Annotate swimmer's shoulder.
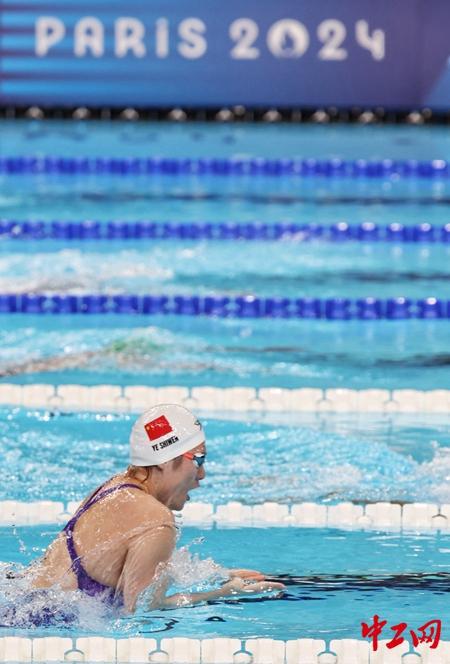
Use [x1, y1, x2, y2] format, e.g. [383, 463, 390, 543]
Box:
[114, 484, 175, 529]
[141, 493, 175, 526]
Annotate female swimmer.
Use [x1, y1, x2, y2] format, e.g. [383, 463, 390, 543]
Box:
[28, 404, 284, 613]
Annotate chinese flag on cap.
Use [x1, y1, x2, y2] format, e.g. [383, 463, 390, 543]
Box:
[145, 415, 173, 441]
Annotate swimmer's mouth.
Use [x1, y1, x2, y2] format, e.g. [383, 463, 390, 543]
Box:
[186, 482, 200, 501]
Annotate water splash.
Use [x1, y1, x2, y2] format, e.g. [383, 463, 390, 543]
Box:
[167, 539, 227, 591]
[131, 537, 227, 613]
[1, 412, 450, 504]
[0, 563, 109, 631]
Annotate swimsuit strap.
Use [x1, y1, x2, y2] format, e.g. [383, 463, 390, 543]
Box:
[62, 483, 145, 595]
[64, 482, 145, 533]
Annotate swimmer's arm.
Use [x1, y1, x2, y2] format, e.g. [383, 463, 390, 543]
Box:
[120, 522, 284, 612]
[147, 568, 229, 609]
[157, 587, 229, 608]
[157, 578, 285, 608]
[119, 524, 177, 614]
[156, 569, 264, 609]
[155, 570, 269, 606]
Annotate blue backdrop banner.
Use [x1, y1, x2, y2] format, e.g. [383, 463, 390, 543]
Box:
[1, 0, 450, 108]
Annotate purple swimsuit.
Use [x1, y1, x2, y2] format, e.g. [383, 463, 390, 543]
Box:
[62, 483, 144, 602]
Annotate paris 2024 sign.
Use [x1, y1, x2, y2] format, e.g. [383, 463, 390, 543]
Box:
[1, 0, 450, 108]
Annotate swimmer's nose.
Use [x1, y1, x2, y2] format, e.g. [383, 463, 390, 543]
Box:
[197, 464, 206, 480]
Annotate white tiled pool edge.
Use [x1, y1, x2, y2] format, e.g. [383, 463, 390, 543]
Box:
[0, 635, 448, 663]
[0, 384, 449, 413]
[1, 500, 449, 531]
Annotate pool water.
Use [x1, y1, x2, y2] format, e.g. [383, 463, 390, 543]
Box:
[1, 409, 449, 506]
[2, 526, 449, 641]
[3, 121, 450, 160]
[1, 125, 450, 391]
[2, 240, 450, 300]
[1, 119, 449, 644]
[3, 172, 450, 224]
[1, 317, 450, 390]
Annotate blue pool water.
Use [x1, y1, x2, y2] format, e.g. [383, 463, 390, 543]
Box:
[1, 120, 449, 642]
[1, 409, 450, 506]
[1, 316, 450, 389]
[2, 240, 450, 299]
[2, 169, 450, 225]
[2, 526, 450, 640]
[1, 124, 450, 391]
[3, 121, 450, 160]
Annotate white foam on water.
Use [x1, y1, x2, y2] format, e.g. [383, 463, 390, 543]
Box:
[0, 249, 174, 294]
[167, 538, 227, 591]
[0, 562, 109, 631]
[416, 444, 450, 502]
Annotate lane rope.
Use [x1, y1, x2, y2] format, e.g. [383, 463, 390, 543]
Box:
[0, 499, 448, 531]
[1, 220, 450, 243]
[0, 384, 448, 413]
[0, 294, 448, 319]
[0, 635, 444, 663]
[1, 156, 449, 178]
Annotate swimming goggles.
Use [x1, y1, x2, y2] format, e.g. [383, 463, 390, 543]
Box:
[183, 452, 206, 468]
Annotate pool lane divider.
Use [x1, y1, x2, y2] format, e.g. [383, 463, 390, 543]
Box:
[1, 499, 449, 532]
[0, 385, 448, 414]
[1, 635, 445, 664]
[0, 294, 448, 319]
[1, 156, 450, 178]
[2, 220, 450, 243]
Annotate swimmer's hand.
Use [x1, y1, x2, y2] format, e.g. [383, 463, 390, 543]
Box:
[227, 568, 266, 582]
[219, 577, 285, 596]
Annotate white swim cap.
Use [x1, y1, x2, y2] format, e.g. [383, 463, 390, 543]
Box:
[130, 404, 204, 466]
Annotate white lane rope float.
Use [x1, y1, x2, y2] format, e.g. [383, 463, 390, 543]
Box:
[0, 500, 449, 531]
[0, 384, 449, 414]
[0, 634, 448, 663]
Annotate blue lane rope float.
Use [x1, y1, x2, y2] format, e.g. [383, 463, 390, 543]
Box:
[1, 156, 450, 178]
[1, 220, 450, 243]
[0, 294, 447, 319]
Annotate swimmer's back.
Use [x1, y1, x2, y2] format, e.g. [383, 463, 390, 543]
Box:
[31, 478, 175, 594]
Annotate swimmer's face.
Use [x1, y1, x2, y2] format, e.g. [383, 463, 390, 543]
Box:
[161, 442, 206, 511]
